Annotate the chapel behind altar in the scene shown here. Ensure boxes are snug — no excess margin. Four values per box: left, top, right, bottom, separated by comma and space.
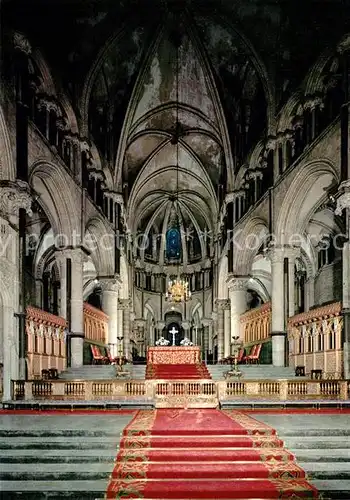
0, 0, 350, 408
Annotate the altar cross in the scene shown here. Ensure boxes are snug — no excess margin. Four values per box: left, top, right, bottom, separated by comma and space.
169, 326, 178, 346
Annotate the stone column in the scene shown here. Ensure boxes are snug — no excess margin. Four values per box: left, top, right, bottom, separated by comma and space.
201, 319, 210, 363
149, 320, 155, 347
268, 246, 298, 367
335, 183, 350, 377
224, 310, 230, 357
215, 299, 230, 361
118, 298, 131, 361
101, 278, 121, 357
227, 276, 248, 346
288, 258, 296, 318
182, 321, 190, 340
208, 320, 213, 354
69, 248, 85, 368
156, 321, 165, 341
55, 251, 67, 319
0, 182, 32, 399
133, 319, 145, 357
267, 247, 285, 366
287, 248, 300, 318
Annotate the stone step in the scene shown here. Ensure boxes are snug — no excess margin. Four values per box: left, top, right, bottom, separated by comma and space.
286, 448, 350, 462
0, 471, 111, 481
268, 428, 350, 437
0, 480, 108, 497
299, 462, 350, 480
0, 437, 120, 450
2, 435, 349, 450
2, 461, 350, 480
280, 436, 350, 449
3, 465, 350, 482
0, 430, 123, 438
2, 427, 350, 438
0, 463, 113, 474
1, 479, 350, 500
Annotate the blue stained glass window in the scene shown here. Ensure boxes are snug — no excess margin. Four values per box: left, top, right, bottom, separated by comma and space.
166, 228, 181, 260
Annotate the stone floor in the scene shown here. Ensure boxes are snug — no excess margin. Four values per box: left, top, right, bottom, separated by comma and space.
0, 411, 350, 498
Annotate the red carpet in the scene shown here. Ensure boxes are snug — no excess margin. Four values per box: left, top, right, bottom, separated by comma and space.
106, 409, 318, 499
146, 363, 211, 379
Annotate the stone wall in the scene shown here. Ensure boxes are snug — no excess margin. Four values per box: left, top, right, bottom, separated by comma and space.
314, 261, 342, 306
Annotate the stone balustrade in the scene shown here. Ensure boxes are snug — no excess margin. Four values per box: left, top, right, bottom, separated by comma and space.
83, 302, 108, 344
240, 302, 272, 344
11, 377, 349, 407
25, 306, 67, 378
288, 302, 343, 377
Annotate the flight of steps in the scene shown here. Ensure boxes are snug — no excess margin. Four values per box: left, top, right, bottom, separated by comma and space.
0, 413, 133, 499
208, 363, 299, 380
255, 413, 350, 499
59, 364, 120, 380
58, 363, 146, 380
1, 412, 349, 498
131, 364, 146, 379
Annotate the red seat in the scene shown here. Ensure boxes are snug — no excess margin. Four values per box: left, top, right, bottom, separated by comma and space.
234, 348, 243, 364
244, 344, 262, 364
106, 347, 117, 364
91, 345, 108, 364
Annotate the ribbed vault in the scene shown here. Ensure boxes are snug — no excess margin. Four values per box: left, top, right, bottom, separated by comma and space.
119, 12, 229, 263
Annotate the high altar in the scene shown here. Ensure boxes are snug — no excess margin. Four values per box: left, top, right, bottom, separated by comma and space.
147, 346, 201, 364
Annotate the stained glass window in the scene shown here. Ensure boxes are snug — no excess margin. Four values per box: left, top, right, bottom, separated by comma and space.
166, 228, 181, 260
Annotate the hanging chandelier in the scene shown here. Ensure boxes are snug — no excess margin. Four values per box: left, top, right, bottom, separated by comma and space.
165, 276, 191, 303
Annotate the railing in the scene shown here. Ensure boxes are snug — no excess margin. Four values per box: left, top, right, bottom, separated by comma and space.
219, 379, 348, 401
288, 302, 343, 376
240, 302, 271, 344
12, 379, 153, 401
11, 377, 349, 406
154, 380, 217, 408
26, 306, 67, 378
83, 302, 108, 344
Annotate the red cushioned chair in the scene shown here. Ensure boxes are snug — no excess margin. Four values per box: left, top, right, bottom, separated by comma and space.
91, 345, 108, 364
244, 344, 262, 364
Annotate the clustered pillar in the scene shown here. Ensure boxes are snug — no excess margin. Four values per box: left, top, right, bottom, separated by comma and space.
267, 245, 299, 367
56, 248, 85, 368
101, 279, 121, 357
227, 276, 248, 349
215, 299, 230, 361
119, 298, 131, 361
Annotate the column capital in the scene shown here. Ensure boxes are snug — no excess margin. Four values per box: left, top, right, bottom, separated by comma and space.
266, 244, 300, 263
182, 321, 191, 330
215, 298, 230, 310
335, 180, 350, 215
118, 298, 132, 309
13, 32, 31, 54
265, 136, 277, 151
157, 321, 165, 330
276, 129, 294, 144
134, 318, 146, 328
337, 34, 350, 54
201, 318, 212, 327
99, 276, 121, 293
303, 95, 324, 111
0, 181, 33, 218
227, 274, 249, 291
55, 247, 85, 264
245, 169, 263, 181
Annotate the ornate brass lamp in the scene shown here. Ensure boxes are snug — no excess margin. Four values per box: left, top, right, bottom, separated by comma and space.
165, 277, 191, 303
